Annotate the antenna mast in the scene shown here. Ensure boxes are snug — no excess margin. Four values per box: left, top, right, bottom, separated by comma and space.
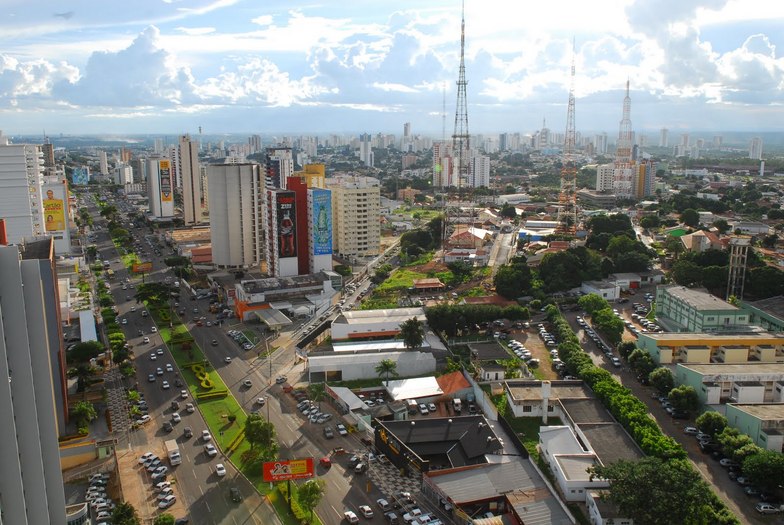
557, 39, 578, 235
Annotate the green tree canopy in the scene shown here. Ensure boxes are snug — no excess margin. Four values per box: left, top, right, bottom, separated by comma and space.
493, 258, 532, 299
668, 385, 700, 415
244, 413, 277, 453
111, 502, 140, 525
297, 479, 326, 518
592, 308, 624, 345
399, 317, 425, 350
616, 341, 637, 360
648, 367, 675, 395
695, 411, 727, 437
639, 215, 660, 229
153, 514, 175, 525
578, 293, 610, 315
742, 450, 784, 492
680, 208, 700, 227
71, 400, 97, 426
712, 218, 730, 234
67, 341, 105, 364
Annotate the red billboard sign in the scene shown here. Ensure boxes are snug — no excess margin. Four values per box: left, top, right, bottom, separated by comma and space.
277, 192, 297, 258
262, 458, 314, 482
132, 262, 153, 273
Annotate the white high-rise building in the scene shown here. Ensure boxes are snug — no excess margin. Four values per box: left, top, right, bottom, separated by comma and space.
0, 240, 68, 525
327, 176, 381, 257
749, 137, 763, 160
99, 150, 109, 175
147, 158, 175, 218
154, 137, 164, 154
207, 164, 263, 268
596, 164, 615, 192
359, 133, 374, 167
179, 134, 203, 224
593, 133, 608, 155
432, 141, 453, 188
114, 163, 133, 185
264, 147, 294, 189
659, 128, 669, 148
0, 131, 46, 243
469, 155, 490, 188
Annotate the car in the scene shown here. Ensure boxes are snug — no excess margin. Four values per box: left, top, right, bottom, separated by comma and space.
275, 376, 287, 384
186, 402, 195, 413
149, 354, 157, 361
165, 363, 174, 372
243, 379, 252, 388
377, 499, 391, 512
155, 481, 172, 492
745, 486, 761, 497
256, 397, 265, 406
162, 381, 170, 389
224, 357, 232, 363
151, 327, 158, 333
157, 488, 174, 500
359, 505, 374, 518
719, 458, 739, 468
755, 503, 782, 515
184, 427, 193, 438
163, 422, 173, 432
230, 487, 242, 502
337, 424, 348, 436
158, 494, 176, 509
157, 348, 164, 355
397, 491, 414, 504
695, 432, 711, 441
737, 476, 751, 486
171, 413, 181, 423
317, 413, 332, 423
89, 473, 109, 483
204, 444, 218, 457
418, 403, 429, 415
344, 511, 360, 524
323, 426, 334, 439
148, 374, 156, 382
309, 412, 323, 423
180, 389, 188, 399
427, 402, 437, 413
143, 337, 150, 343
156, 367, 163, 376
121, 318, 128, 325
151, 466, 168, 479
215, 463, 227, 477
142, 455, 159, 467
211, 339, 218, 346
96, 511, 113, 521
86, 492, 106, 501
135, 414, 152, 425
683, 426, 699, 435
202, 430, 212, 441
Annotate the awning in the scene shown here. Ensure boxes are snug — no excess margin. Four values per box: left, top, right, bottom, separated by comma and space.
253, 308, 292, 328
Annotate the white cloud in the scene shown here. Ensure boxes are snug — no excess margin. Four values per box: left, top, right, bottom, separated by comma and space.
175, 26, 216, 36
372, 82, 419, 93
251, 15, 273, 27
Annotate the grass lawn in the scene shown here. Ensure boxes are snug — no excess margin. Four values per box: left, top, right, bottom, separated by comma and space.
503, 416, 563, 460
647, 303, 656, 320
122, 252, 141, 268
375, 268, 428, 293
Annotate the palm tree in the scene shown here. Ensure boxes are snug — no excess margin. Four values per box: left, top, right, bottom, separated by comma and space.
375, 359, 399, 386
308, 382, 326, 410
399, 317, 424, 351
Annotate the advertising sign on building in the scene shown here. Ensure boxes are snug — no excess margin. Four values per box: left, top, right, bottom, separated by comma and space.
132, 262, 153, 273
277, 191, 297, 258
43, 188, 66, 232
311, 189, 332, 255
262, 458, 314, 482
72, 167, 89, 185
160, 160, 173, 202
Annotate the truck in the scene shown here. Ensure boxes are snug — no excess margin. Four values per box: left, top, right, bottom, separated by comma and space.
406, 399, 418, 415
452, 398, 462, 413
165, 439, 182, 466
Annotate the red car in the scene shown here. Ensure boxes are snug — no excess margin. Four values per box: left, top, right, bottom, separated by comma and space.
319, 457, 332, 469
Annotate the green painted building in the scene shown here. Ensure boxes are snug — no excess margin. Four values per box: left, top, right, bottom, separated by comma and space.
725, 404, 784, 452
655, 285, 749, 332
742, 296, 784, 334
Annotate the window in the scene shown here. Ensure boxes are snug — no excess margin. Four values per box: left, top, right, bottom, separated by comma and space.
523, 405, 532, 413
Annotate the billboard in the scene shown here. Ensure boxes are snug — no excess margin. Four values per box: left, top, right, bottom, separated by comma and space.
277, 191, 297, 258
43, 188, 66, 232
132, 262, 153, 273
311, 189, 332, 255
262, 458, 314, 482
159, 160, 173, 202
72, 167, 89, 185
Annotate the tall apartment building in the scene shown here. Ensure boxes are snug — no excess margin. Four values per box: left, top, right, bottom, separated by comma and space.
0, 131, 46, 243
264, 146, 294, 189
287, 177, 333, 275
469, 155, 490, 188
265, 188, 300, 277
179, 134, 204, 224
0, 239, 68, 524
359, 133, 374, 168
114, 163, 133, 185
659, 128, 669, 148
248, 134, 262, 154
749, 137, 763, 160
327, 176, 381, 257
593, 133, 608, 155
207, 164, 263, 268
42, 142, 55, 168
147, 158, 175, 218
432, 141, 453, 188
595, 164, 614, 192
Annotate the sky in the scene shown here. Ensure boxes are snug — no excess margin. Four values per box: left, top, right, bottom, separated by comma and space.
1, 0, 783, 137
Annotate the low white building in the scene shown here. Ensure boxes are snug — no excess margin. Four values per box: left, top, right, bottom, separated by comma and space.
581, 280, 620, 301
444, 248, 489, 267
539, 426, 609, 502
307, 350, 436, 383
586, 490, 633, 525
331, 307, 426, 341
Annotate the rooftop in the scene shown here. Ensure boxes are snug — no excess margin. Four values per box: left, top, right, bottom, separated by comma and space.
385, 376, 443, 401
560, 399, 615, 424
554, 455, 598, 481
333, 307, 426, 325
436, 371, 471, 395
659, 285, 738, 311
506, 381, 592, 402
578, 423, 644, 465
239, 272, 330, 293
19, 237, 53, 260
640, 332, 783, 344
745, 296, 784, 322
468, 342, 512, 361
728, 403, 784, 421
678, 363, 784, 377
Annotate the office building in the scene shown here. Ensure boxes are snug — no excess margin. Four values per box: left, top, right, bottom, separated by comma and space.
207, 163, 263, 268
655, 285, 750, 332
749, 137, 763, 160
742, 296, 784, 333
469, 154, 490, 188
0, 239, 68, 524
0, 131, 46, 243
179, 134, 204, 224
595, 164, 614, 192
358, 133, 374, 168
633, 159, 654, 199
659, 128, 668, 148
674, 363, 784, 406
636, 332, 783, 365
327, 176, 381, 257
264, 146, 294, 189
265, 188, 300, 277
99, 150, 109, 175
147, 158, 175, 218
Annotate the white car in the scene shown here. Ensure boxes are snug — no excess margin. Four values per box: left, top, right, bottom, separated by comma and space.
156, 367, 163, 376
202, 430, 212, 441
157, 488, 174, 500
158, 494, 176, 509
165, 363, 173, 372
344, 511, 359, 524
155, 481, 172, 492
336, 424, 348, 436
151, 326, 158, 333
180, 389, 188, 399
161, 381, 170, 389
135, 414, 152, 425
215, 463, 227, 477
224, 356, 232, 363
143, 336, 150, 343
156, 348, 164, 355
171, 413, 181, 423
138, 451, 155, 464
359, 505, 374, 518
204, 444, 218, 457
186, 402, 195, 413
149, 354, 157, 361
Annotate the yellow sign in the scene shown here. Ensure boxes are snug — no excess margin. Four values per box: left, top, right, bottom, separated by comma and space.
160, 159, 173, 202
44, 189, 65, 232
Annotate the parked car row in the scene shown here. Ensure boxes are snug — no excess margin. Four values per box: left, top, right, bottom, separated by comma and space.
86, 473, 115, 522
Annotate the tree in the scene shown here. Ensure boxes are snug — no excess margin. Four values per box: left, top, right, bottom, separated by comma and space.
578, 293, 610, 315
111, 502, 140, 525
627, 349, 656, 377
713, 218, 730, 234
716, 427, 754, 460
616, 341, 637, 360
742, 450, 784, 492
668, 385, 699, 415
499, 203, 517, 219
588, 457, 717, 525
493, 260, 532, 299
67, 341, 105, 363
648, 367, 675, 395
334, 265, 352, 277
614, 251, 652, 272
71, 400, 97, 431
244, 413, 277, 452
639, 215, 660, 229
297, 479, 326, 519
153, 514, 175, 525
592, 308, 624, 345
695, 411, 727, 436
399, 317, 424, 350
680, 208, 700, 227
308, 382, 326, 410
375, 359, 399, 386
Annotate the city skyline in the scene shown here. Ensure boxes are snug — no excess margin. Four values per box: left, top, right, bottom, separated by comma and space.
1, 0, 783, 135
